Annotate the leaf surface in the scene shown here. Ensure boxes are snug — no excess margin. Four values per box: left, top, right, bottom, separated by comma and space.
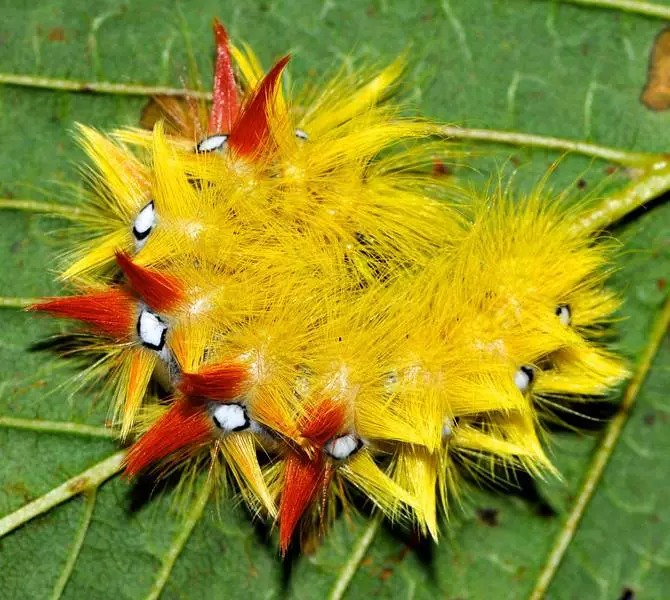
1, 1, 669, 599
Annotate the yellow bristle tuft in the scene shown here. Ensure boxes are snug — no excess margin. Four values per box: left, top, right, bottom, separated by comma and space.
113, 348, 159, 438
220, 435, 277, 518
392, 444, 439, 539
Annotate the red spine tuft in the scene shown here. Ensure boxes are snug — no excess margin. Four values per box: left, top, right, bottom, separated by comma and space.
300, 399, 346, 447
115, 251, 184, 313
228, 55, 290, 157
28, 289, 135, 339
209, 19, 239, 134
179, 362, 250, 400
124, 397, 213, 477
278, 450, 327, 555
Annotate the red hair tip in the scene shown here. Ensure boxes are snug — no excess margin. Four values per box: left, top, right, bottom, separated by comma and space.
278, 452, 325, 553
27, 290, 135, 339
228, 55, 291, 157
212, 18, 228, 43
114, 248, 131, 262
115, 251, 184, 313
124, 399, 213, 476
121, 458, 140, 480
209, 18, 239, 134
300, 399, 345, 447
25, 301, 44, 313
276, 54, 291, 70
114, 250, 134, 275
179, 363, 249, 400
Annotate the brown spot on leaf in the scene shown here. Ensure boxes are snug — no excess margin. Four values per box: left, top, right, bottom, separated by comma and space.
369, 539, 417, 584
476, 507, 499, 527
394, 544, 411, 562
577, 178, 587, 189
4, 482, 32, 503
658, 278, 666, 290
618, 587, 635, 600
68, 476, 89, 493
605, 165, 618, 175
433, 159, 451, 177
642, 28, 670, 111
48, 27, 65, 42
643, 412, 656, 425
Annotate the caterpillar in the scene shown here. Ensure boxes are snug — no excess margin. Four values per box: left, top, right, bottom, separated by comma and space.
23, 19, 629, 556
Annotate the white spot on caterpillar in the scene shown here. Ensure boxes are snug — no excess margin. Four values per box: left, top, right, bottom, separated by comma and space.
514, 366, 535, 392
324, 433, 363, 460
136, 308, 167, 351
295, 128, 309, 141
442, 417, 454, 439
196, 134, 228, 153
133, 201, 155, 250
556, 304, 571, 326
211, 403, 249, 433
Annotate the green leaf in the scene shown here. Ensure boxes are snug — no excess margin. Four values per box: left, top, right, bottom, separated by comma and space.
1, 1, 670, 599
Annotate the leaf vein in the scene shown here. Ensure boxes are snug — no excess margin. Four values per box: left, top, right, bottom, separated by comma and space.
528, 292, 670, 600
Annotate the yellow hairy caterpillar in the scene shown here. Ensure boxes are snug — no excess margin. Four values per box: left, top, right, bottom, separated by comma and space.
24, 19, 628, 555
